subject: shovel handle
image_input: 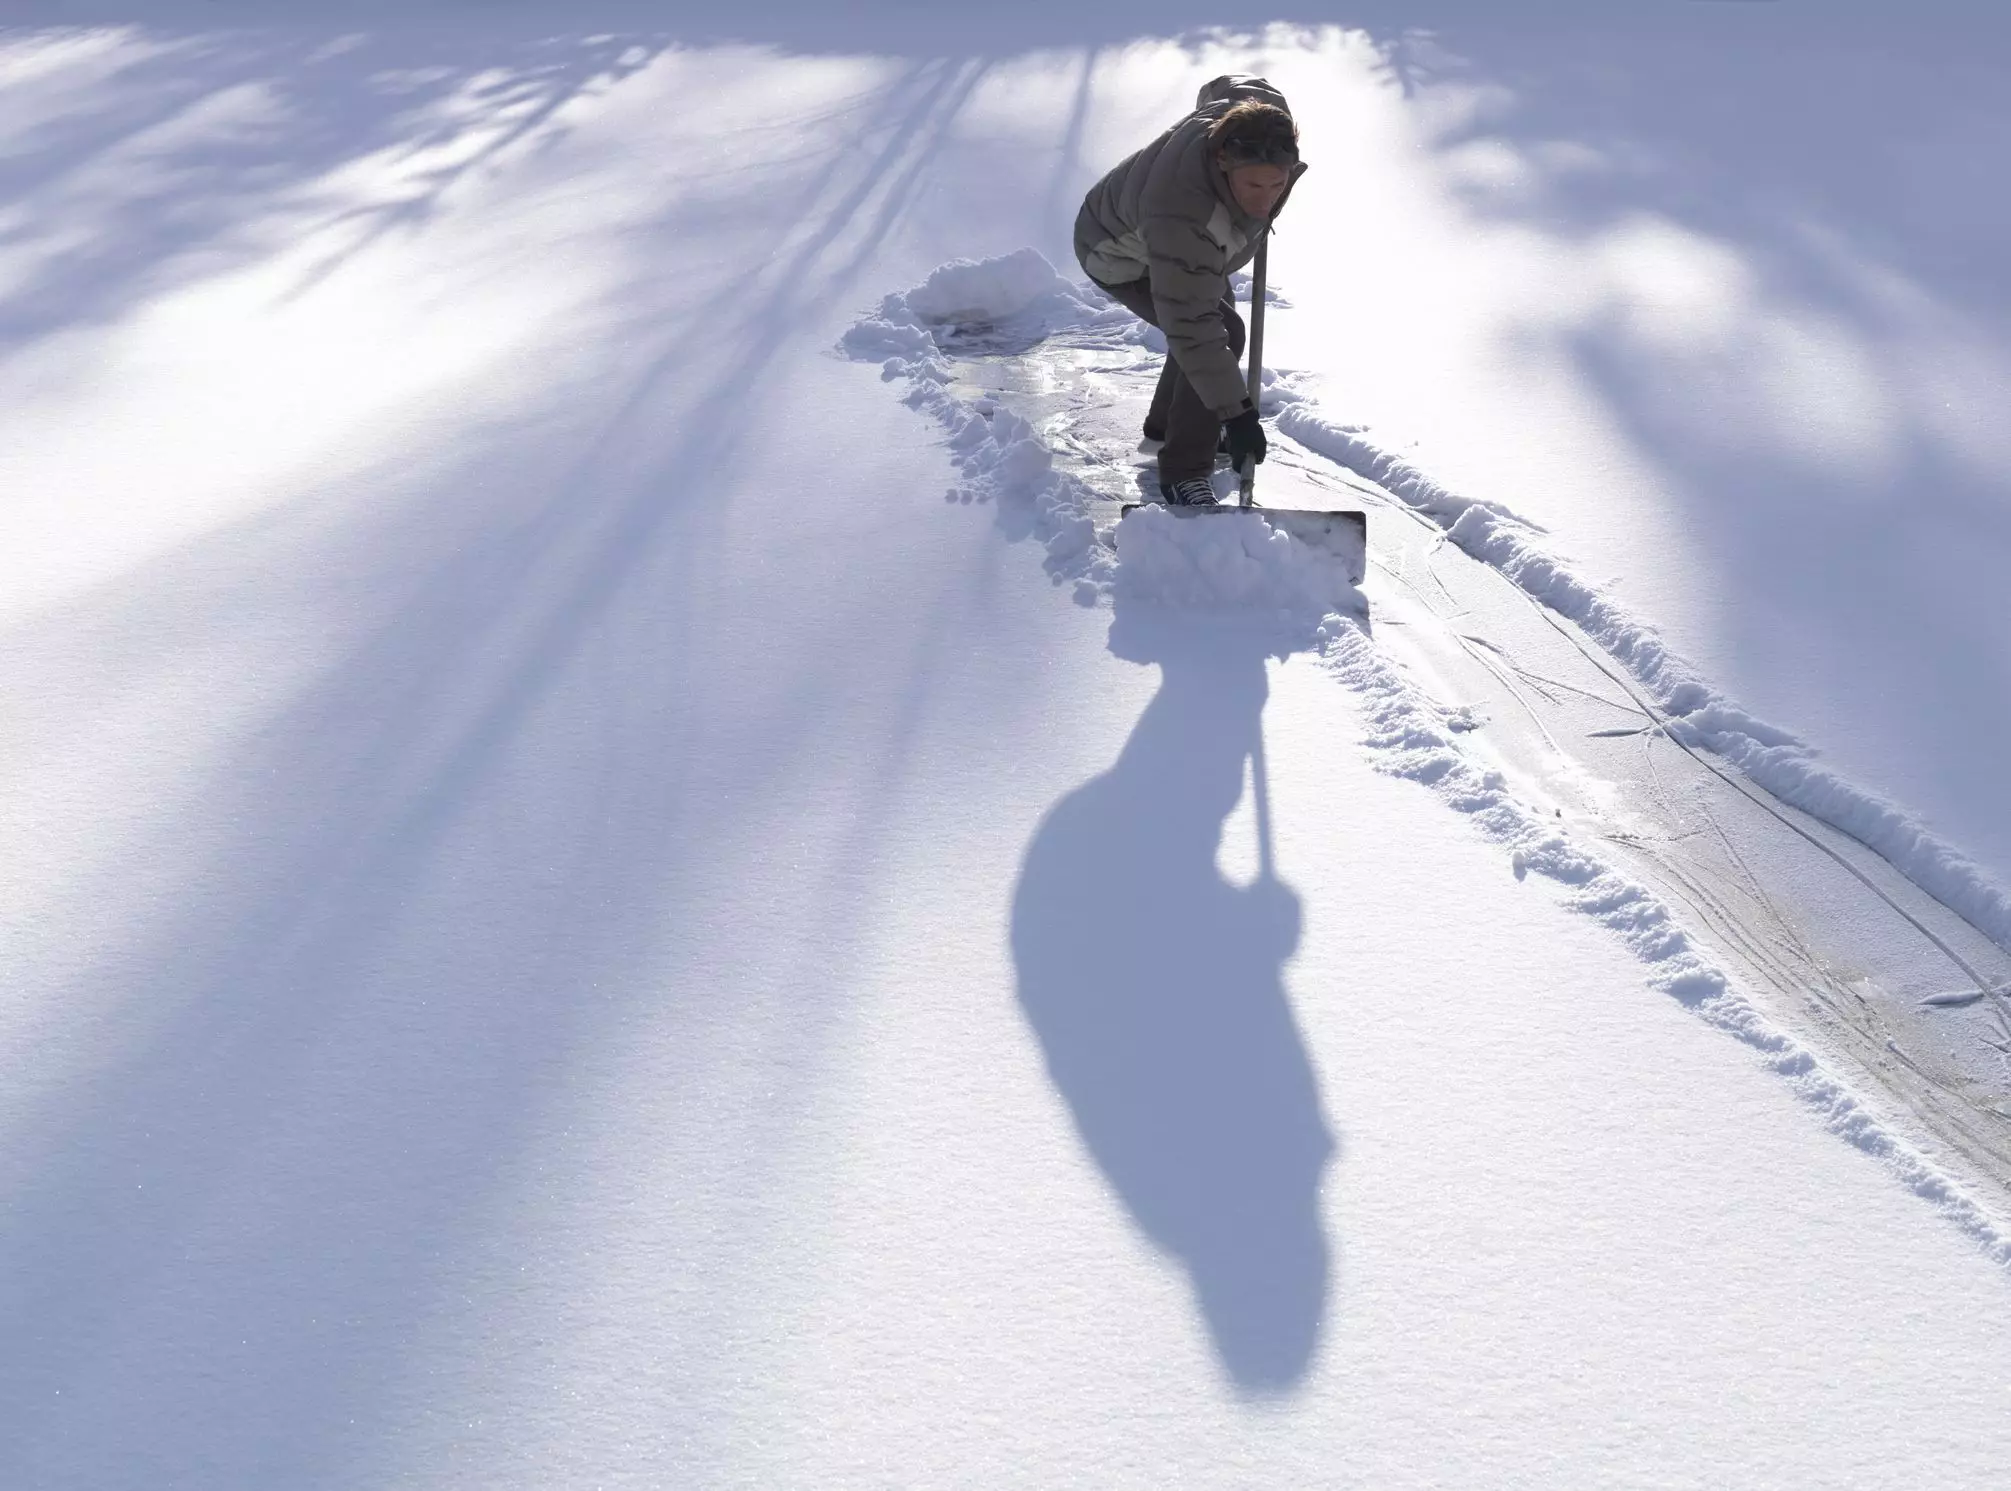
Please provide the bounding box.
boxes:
[1239,228,1269,508]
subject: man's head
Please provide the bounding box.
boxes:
[1222,162,1291,219]
[1209,99,1298,219]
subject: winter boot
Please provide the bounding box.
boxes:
[1159,476,1219,506]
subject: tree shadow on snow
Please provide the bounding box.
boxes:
[1010,608,1337,1394]
[0,26,990,1488]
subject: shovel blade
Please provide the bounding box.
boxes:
[1120,503,1367,585]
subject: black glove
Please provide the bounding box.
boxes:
[1222,406,1267,468]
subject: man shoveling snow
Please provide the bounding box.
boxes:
[1074,75,1306,508]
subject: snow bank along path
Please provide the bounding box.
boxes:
[847,249,2011,1262]
[1275,403,2011,972]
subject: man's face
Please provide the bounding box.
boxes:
[1223,162,1290,219]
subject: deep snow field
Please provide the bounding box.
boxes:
[5,3,2011,1486]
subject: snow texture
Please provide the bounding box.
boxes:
[848,250,1368,615]
[1310,603,2011,1265]
[1113,503,1362,622]
[843,251,1121,600]
[10,11,2011,1487]
[854,249,2011,1267]
[903,247,1088,326]
[1278,401,2011,958]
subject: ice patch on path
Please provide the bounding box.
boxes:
[1114,504,1362,624]
[1279,401,2011,961]
[1310,606,2011,1267]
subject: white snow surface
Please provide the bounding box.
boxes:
[903,246,1086,326]
[1277,401,2011,957]
[7,7,2011,1487]
[854,244,2011,1262]
[1113,503,1363,618]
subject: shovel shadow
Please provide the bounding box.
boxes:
[1009,613,1337,1393]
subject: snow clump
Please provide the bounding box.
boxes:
[903,247,1087,325]
[1113,504,1363,621]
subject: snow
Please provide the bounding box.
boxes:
[902,246,1083,326]
[1279,401,2011,957]
[1255,5,2011,900]
[1311,605,2011,1264]
[847,250,1368,618]
[844,248,1125,595]
[1114,503,1362,620]
[6,7,2011,1487]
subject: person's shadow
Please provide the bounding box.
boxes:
[1010,610,1337,1393]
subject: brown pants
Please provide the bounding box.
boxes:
[1093,274,1246,485]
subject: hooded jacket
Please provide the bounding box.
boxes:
[1073,75,1308,416]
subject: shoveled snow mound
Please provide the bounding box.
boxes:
[1114,503,1363,619]
[843,247,1118,363]
[842,250,1127,599]
[904,247,1084,325]
[845,251,1368,618]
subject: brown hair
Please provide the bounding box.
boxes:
[1209,100,1298,167]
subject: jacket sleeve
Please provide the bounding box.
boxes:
[1141,210,1250,416]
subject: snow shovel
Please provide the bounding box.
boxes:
[1121,230,1367,584]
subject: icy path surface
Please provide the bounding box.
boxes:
[5,11,2011,1487]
